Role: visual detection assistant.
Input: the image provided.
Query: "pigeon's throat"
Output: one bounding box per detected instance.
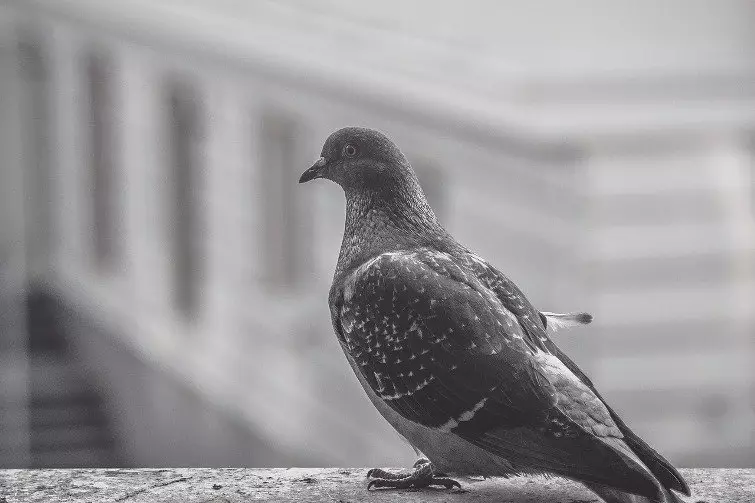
[336,191,445,274]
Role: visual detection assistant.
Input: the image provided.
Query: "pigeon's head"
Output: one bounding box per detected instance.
[299,127,415,195]
[300,127,447,257]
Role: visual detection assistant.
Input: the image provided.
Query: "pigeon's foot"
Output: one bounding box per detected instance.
[366,458,461,491]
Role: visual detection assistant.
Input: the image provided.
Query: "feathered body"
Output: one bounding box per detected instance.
[301,127,690,503]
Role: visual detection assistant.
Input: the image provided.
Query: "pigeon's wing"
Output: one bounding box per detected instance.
[464,254,689,496]
[460,253,561,353]
[332,249,661,498]
[334,249,556,430]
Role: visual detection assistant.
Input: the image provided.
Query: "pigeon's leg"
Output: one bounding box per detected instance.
[366,458,461,490]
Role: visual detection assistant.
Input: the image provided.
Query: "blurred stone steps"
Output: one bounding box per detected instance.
[31,446,119,469]
[18,289,122,468]
[31,399,109,429]
[30,355,91,400]
[31,423,113,451]
[26,355,120,468]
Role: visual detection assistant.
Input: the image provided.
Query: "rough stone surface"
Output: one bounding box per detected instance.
[0,468,752,502]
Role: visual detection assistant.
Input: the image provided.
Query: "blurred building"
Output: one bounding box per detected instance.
[0,0,753,468]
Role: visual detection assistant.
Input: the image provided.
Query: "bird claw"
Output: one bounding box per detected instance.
[366,459,461,491]
[431,477,462,490]
[366,468,403,480]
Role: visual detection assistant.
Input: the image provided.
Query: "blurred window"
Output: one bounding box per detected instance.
[85,51,119,271]
[18,35,52,273]
[258,112,307,290]
[412,158,445,221]
[166,80,204,320]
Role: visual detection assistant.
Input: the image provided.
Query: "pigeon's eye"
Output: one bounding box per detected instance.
[343,144,358,158]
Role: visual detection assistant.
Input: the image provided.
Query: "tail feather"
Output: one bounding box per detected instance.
[586,483,688,503]
[553,348,690,496]
[620,429,691,496]
[585,437,689,503]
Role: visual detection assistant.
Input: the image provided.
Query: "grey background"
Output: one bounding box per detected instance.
[0,0,753,469]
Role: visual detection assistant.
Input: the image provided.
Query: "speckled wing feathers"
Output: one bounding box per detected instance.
[331,248,666,498]
[336,249,555,432]
[335,249,622,437]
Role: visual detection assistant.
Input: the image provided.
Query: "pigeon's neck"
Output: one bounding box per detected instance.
[335,188,449,277]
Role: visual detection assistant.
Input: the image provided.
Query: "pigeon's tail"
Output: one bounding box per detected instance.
[585,483,688,503]
[583,437,689,503]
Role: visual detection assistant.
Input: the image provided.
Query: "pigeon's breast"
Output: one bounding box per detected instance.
[342,346,516,477]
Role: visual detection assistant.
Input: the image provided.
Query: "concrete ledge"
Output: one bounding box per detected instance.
[0,468,752,502]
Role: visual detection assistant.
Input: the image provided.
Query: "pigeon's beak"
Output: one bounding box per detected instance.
[299,157,328,184]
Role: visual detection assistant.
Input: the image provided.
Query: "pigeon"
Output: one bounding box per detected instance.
[299,127,690,503]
